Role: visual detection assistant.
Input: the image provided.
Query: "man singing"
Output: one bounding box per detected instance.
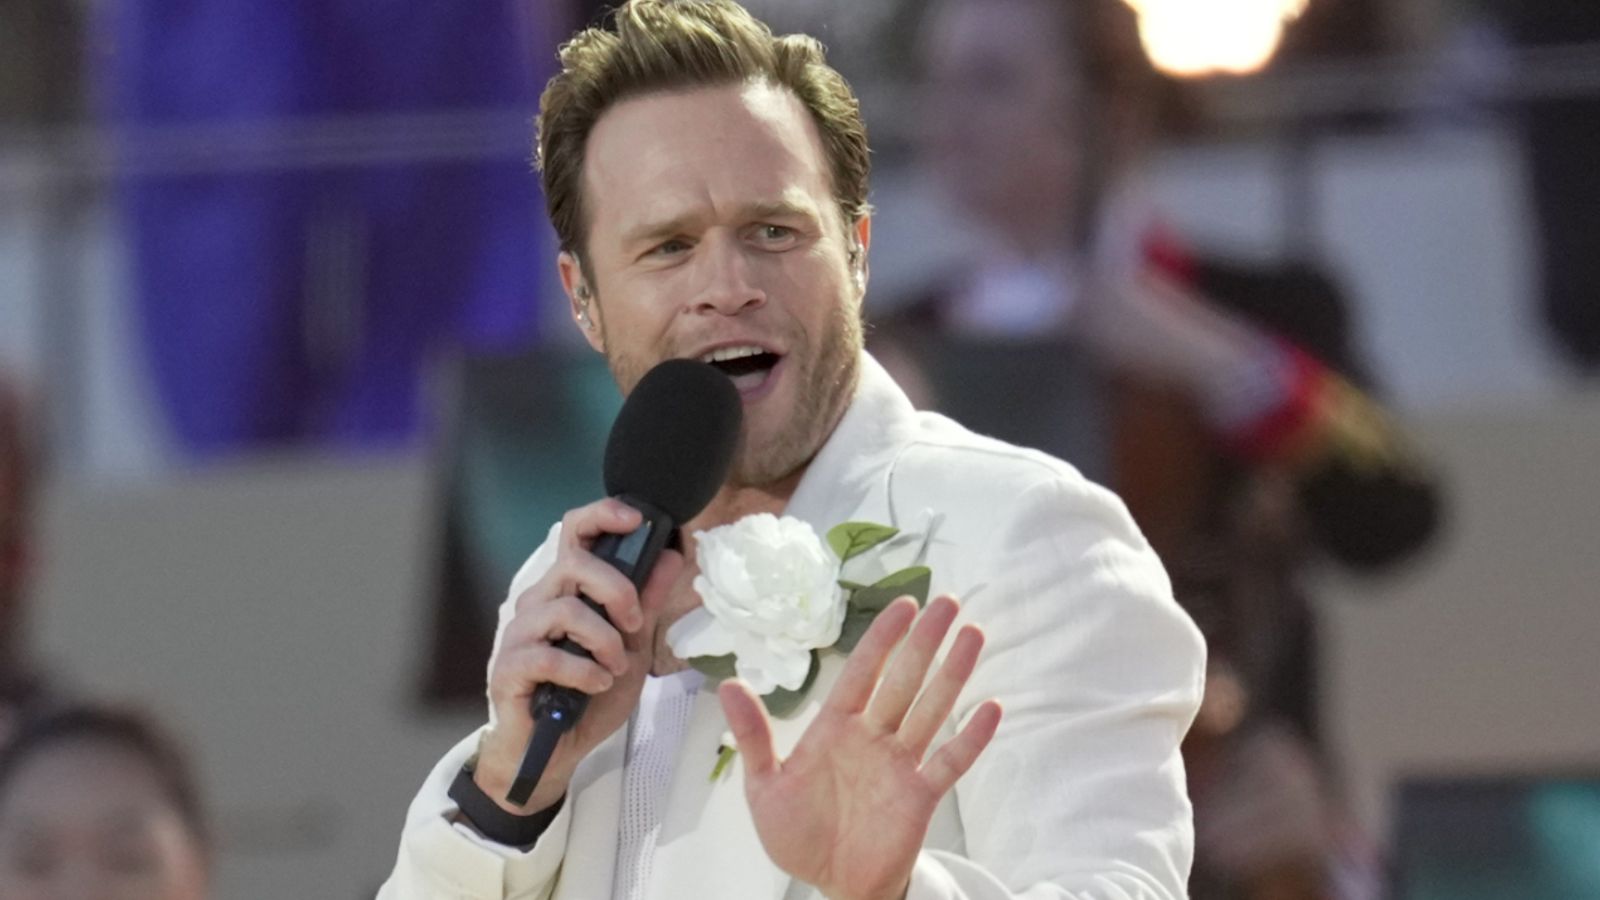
[381,2,1204,898]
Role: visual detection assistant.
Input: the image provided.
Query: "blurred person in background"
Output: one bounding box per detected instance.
[876,0,1444,896]
[0,374,51,741]
[0,703,209,900]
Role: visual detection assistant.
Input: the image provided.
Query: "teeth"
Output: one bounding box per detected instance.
[699,345,767,363]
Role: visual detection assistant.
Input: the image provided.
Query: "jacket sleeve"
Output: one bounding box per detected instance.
[379,525,572,900]
[907,475,1207,899]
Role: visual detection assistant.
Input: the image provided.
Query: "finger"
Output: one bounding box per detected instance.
[867,595,960,733]
[921,700,1002,794]
[522,550,644,634]
[899,624,985,757]
[533,595,632,676]
[559,499,643,551]
[823,597,918,715]
[719,679,779,779]
[490,643,617,708]
[499,594,628,676]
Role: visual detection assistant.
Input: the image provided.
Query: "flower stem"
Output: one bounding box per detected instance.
[710,746,738,782]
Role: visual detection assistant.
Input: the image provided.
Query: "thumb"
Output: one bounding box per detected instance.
[718,679,779,778]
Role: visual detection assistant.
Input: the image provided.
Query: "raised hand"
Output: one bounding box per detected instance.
[719,595,1003,900]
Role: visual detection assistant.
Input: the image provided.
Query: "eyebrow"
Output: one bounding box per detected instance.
[620,200,819,248]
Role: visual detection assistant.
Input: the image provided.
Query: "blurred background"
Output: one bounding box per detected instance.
[1,0,1597,897]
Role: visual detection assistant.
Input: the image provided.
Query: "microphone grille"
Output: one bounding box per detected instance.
[602,359,742,522]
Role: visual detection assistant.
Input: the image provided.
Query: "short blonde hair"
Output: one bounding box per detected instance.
[536,0,871,264]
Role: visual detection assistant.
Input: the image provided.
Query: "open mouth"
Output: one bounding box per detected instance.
[700,345,782,394]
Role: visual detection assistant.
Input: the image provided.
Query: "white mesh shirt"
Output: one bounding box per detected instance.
[612,671,702,900]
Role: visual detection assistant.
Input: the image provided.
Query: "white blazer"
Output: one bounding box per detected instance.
[381,353,1206,899]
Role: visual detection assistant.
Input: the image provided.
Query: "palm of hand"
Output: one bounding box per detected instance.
[747,708,946,900]
[719,596,1003,900]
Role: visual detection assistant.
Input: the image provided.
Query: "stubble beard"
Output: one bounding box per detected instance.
[600,299,864,492]
[727,298,862,489]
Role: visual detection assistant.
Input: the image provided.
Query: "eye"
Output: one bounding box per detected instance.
[648,238,691,259]
[752,224,799,249]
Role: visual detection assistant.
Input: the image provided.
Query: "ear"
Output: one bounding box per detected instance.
[558,250,605,353]
[850,215,873,299]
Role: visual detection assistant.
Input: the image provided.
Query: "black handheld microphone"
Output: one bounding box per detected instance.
[506,358,742,806]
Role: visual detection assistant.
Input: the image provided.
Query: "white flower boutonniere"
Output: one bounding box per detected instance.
[668,513,846,697]
[662,512,934,778]
[667,512,938,777]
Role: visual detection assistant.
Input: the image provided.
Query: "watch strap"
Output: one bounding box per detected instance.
[447,763,565,847]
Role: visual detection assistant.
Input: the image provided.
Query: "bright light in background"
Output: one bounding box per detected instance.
[1122,0,1310,77]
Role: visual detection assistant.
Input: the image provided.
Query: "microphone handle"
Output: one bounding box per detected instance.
[506,496,676,807]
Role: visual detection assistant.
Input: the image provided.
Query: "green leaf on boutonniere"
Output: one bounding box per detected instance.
[832,607,875,655]
[761,650,820,718]
[848,566,933,613]
[834,566,934,654]
[827,522,899,562]
[837,579,867,591]
[688,654,738,682]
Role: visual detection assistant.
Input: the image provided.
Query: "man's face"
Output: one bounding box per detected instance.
[562,80,869,488]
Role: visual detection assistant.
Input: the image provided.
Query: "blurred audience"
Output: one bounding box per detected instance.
[875,1,1444,896]
[0,703,209,900]
[0,374,51,741]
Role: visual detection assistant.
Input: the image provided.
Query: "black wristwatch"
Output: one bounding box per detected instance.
[448,760,565,847]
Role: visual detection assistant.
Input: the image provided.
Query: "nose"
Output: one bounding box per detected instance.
[688,233,765,317]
